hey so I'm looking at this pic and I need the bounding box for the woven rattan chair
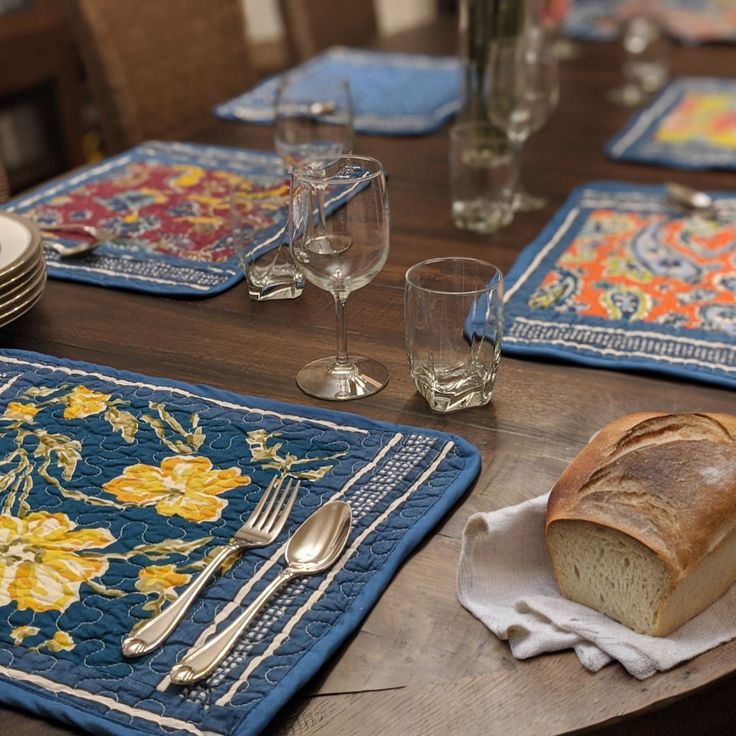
[65,0,256,153]
[0,159,9,203]
[279,0,378,63]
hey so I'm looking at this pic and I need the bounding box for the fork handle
[121,542,239,657]
[169,568,294,685]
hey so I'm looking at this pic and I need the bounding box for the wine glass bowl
[289,155,390,401]
[485,28,560,212]
[274,78,354,170]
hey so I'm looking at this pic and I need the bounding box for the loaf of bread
[545,412,736,636]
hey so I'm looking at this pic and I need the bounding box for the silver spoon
[41,224,115,257]
[665,182,714,213]
[169,500,352,685]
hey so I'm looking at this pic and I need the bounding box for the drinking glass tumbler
[449,122,516,234]
[405,257,503,413]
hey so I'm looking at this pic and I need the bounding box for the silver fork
[121,476,300,657]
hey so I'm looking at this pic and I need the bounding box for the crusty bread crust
[546,412,736,592]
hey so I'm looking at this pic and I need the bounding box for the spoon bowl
[169,500,352,685]
[666,182,714,212]
[42,224,115,258]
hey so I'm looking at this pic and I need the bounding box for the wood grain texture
[4,16,736,736]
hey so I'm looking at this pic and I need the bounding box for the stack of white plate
[0,212,46,328]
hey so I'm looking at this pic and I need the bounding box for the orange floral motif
[656,93,736,149]
[532,209,736,327]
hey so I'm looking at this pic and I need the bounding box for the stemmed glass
[485,27,560,212]
[242,77,354,301]
[289,155,390,401]
[274,77,354,169]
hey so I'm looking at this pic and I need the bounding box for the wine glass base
[606,83,646,108]
[513,190,547,212]
[296,356,388,401]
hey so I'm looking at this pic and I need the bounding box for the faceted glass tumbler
[404,257,503,413]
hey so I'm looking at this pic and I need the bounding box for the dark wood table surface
[5,17,736,736]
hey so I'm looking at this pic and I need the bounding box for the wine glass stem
[333,294,352,370]
[510,136,525,197]
[317,189,328,230]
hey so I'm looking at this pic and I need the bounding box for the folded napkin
[215,46,461,136]
[457,493,736,679]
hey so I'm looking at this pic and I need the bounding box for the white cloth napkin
[457,493,736,679]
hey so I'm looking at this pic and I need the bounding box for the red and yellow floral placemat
[4,141,291,296]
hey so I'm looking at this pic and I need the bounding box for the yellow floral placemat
[0,349,479,736]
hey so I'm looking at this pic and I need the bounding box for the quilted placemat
[565,0,736,44]
[606,77,736,170]
[215,46,461,136]
[503,181,736,388]
[0,349,480,736]
[2,141,356,297]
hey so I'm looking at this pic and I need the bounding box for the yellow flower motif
[2,402,40,423]
[102,455,249,522]
[169,165,206,189]
[44,631,74,652]
[63,385,111,419]
[136,564,190,597]
[10,625,39,645]
[246,429,286,464]
[0,511,115,613]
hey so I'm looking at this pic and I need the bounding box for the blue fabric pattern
[2,142,362,297]
[606,77,736,170]
[215,47,462,136]
[0,349,480,736]
[503,181,736,389]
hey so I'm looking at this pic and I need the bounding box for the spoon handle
[169,568,294,685]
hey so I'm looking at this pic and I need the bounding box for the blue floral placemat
[565,0,736,44]
[0,349,480,736]
[215,47,461,136]
[503,181,736,388]
[3,141,354,297]
[606,77,736,170]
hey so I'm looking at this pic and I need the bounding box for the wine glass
[289,155,390,401]
[485,27,560,212]
[274,77,354,169]
[241,78,354,302]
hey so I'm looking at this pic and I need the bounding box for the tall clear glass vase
[458,0,526,124]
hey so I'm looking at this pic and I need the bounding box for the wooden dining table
[4,15,736,736]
